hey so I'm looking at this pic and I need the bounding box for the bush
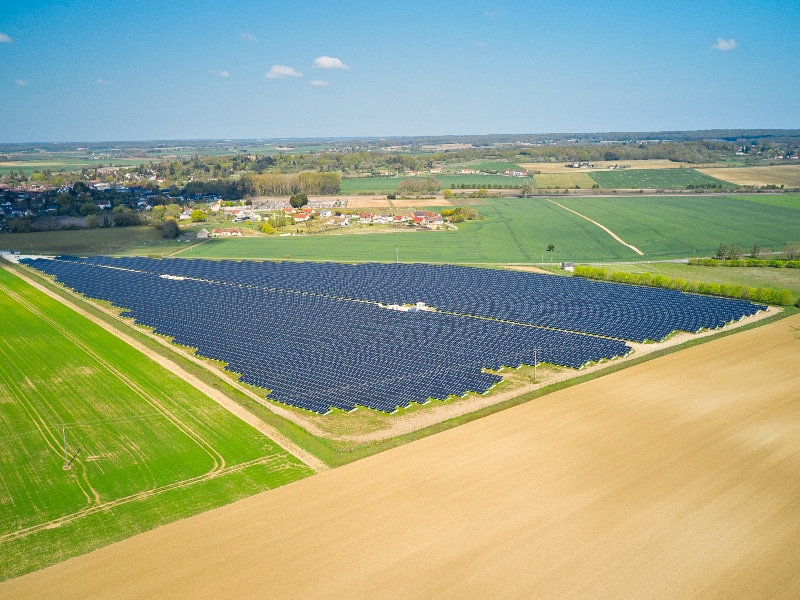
[160,217,180,239]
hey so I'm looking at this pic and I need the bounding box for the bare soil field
[5,313,799,599]
[697,165,800,187]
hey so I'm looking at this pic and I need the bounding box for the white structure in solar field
[382,301,434,312]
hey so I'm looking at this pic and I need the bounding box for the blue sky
[1,0,798,142]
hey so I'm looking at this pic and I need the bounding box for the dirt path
[1,264,327,473]
[6,313,799,599]
[547,198,645,255]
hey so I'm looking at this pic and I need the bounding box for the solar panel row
[24,257,633,413]
[64,256,764,343]
[23,257,763,413]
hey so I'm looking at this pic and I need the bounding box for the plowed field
[4,314,799,599]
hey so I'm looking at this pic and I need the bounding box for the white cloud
[14,79,29,86]
[0,33,11,43]
[96,78,113,85]
[310,80,330,86]
[240,32,256,41]
[209,69,230,78]
[712,38,737,51]
[313,56,350,70]
[266,65,302,79]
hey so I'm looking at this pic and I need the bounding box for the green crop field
[533,173,595,189]
[187,194,800,263]
[0,267,312,581]
[7,194,800,265]
[0,226,181,256]
[588,168,734,189]
[339,174,529,194]
[554,194,800,260]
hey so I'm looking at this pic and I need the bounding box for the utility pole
[395,245,399,262]
[533,348,538,382]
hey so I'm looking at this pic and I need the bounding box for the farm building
[196,228,209,239]
[211,228,242,238]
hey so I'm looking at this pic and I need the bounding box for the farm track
[2,263,327,472]
[491,203,531,260]
[0,454,290,544]
[2,284,227,476]
[547,199,644,255]
[0,354,99,508]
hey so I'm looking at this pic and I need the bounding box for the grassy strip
[689,257,800,268]
[574,265,796,306]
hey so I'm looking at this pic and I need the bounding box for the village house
[211,227,242,237]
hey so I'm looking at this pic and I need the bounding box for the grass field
[588,168,733,189]
[6,194,800,264]
[533,172,595,188]
[555,194,800,259]
[0,226,180,256]
[186,194,800,263]
[339,174,528,194]
[595,262,800,299]
[0,267,312,581]
[698,165,800,187]
[0,158,144,175]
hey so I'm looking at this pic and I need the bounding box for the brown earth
[4,313,799,599]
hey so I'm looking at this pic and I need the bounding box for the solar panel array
[23,256,764,414]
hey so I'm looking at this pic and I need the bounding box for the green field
[0,267,312,580]
[0,226,182,256]
[588,168,734,189]
[6,194,800,264]
[0,157,145,175]
[555,194,800,259]
[339,174,529,194]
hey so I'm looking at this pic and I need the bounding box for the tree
[547,244,556,252]
[290,193,308,209]
[161,217,180,239]
[190,209,206,222]
[727,244,742,260]
[397,176,442,197]
[786,241,800,260]
[750,242,760,259]
[715,243,728,260]
[164,204,182,219]
[519,183,533,198]
[260,222,276,235]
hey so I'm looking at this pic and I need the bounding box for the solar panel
[22,256,764,413]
